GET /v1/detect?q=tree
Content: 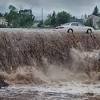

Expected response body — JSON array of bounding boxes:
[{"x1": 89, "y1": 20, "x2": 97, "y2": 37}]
[
  {"x1": 44, "y1": 11, "x2": 56, "y2": 27},
  {"x1": 5, "y1": 5, "x2": 19, "y2": 27},
  {"x1": 44, "y1": 11, "x2": 71, "y2": 27},
  {"x1": 4, "y1": 5, "x2": 18, "y2": 27},
  {"x1": 51, "y1": 11, "x2": 56, "y2": 26},
  {"x1": 92, "y1": 6, "x2": 99, "y2": 16},
  {"x1": 19, "y1": 9, "x2": 35, "y2": 27},
  {"x1": 0, "y1": 13, "x2": 3, "y2": 17},
  {"x1": 5, "y1": 5, "x2": 35, "y2": 28},
  {"x1": 56, "y1": 11, "x2": 71, "y2": 25},
  {"x1": 44, "y1": 14, "x2": 52, "y2": 25},
  {"x1": 9, "y1": 5, "x2": 16, "y2": 11}
]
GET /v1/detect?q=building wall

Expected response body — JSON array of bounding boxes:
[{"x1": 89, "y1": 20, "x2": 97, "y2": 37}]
[
  {"x1": 88, "y1": 15, "x2": 100, "y2": 29},
  {"x1": 0, "y1": 17, "x2": 8, "y2": 26}
]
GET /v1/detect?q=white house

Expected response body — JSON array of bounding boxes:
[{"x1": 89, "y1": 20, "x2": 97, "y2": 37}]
[
  {"x1": 0, "y1": 17, "x2": 8, "y2": 27},
  {"x1": 88, "y1": 15, "x2": 100, "y2": 29}
]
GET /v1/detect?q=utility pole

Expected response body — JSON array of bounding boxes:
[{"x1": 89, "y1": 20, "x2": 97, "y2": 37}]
[{"x1": 42, "y1": 8, "x2": 43, "y2": 25}]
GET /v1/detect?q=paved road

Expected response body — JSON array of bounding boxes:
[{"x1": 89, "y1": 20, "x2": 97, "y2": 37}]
[{"x1": 0, "y1": 28, "x2": 99, "y2": 34}]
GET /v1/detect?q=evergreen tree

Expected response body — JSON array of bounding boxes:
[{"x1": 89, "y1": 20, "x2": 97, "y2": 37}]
[
  {"x1": 44, "y1": 11, "x2": 71, "y2": 27},
  {"x1": 92, "y1": 6, "x2": 99, "y2": 16},
  {"x1": 51, "y1": 11, "x2": 56, "y2": 26}
]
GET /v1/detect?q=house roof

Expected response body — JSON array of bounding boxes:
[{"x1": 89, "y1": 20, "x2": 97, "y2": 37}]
[{"x1": 88, "y1": 15, "x2": 100, "y2": 19}]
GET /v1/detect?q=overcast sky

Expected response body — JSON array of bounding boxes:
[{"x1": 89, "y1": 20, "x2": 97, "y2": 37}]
[{"x1": 0, "y1": 0, "x2": 100, "y2": 19}]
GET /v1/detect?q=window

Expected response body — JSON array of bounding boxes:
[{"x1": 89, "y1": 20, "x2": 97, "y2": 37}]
[
  {"x1": 71, "y1": 23, "x2": 78, "y2": 26},
  {"x1": 65, "y1": 23, "x2": 70, "y2": 25}
]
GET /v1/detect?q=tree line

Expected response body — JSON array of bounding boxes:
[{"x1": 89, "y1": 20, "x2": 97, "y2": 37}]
[
  {"x1": 43, "y1": 11, "x2": 71, "y2": 27},
  {"x1": 0, "y1": 5, "x2": 74, "y2": 28},
  {"x1": 4, "y1": 5, "x2": 35, "y2": 28},
  {"x1": 0, "y1": 5, "x2": 99, "y2": 28},
  {"x1": 0, "y1": 5, "x2": 35, "y2": 28}
]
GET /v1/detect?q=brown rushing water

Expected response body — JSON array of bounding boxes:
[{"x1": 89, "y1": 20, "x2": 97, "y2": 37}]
[{"x1": 0, "y1": 82, "x2": 100, "y2": 100}]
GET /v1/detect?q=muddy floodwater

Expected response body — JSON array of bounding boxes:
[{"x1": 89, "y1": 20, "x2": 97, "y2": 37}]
[
  {"x1": 0, "y1": 82, "x2": 100, "y2": 100},
  {"x1": 0, "y1": 29, "x2": 100, "y2": 100}
]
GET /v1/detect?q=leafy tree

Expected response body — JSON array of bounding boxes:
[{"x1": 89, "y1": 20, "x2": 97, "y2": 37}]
[
  {"x1": 45, "y1": 14, "x2": 52, "y2": 25},
  {"x1": 19, "y1": 9, "x2": 35, "y2": 27},
  {"x1": 5, "y1": 5, "x2": 35, "y2": 28},
  {"x1": 51, "y1": 11, "x2": 56, "y2": 26},
  {"x1": 9, "y1": 5, "x2": 16, "y2": 11},
  {"x1": 44, "y1": 11, "x2": 71, "y2": 27},
  {"x1": 45, "y1": 11, "x2": 56, "y2": 26},
  {"x1": 92, "y1": 6, "x2": 99, "y2": 16},
  {"x1": 56, "y1": 11, "x2": 71, "y2": 25},
  {"x1": 0, "y1": 13, "x2": 3, "y2": 17},
  {"x1": 5, "y1": 5, "x2": 19, "y2": 27}
]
